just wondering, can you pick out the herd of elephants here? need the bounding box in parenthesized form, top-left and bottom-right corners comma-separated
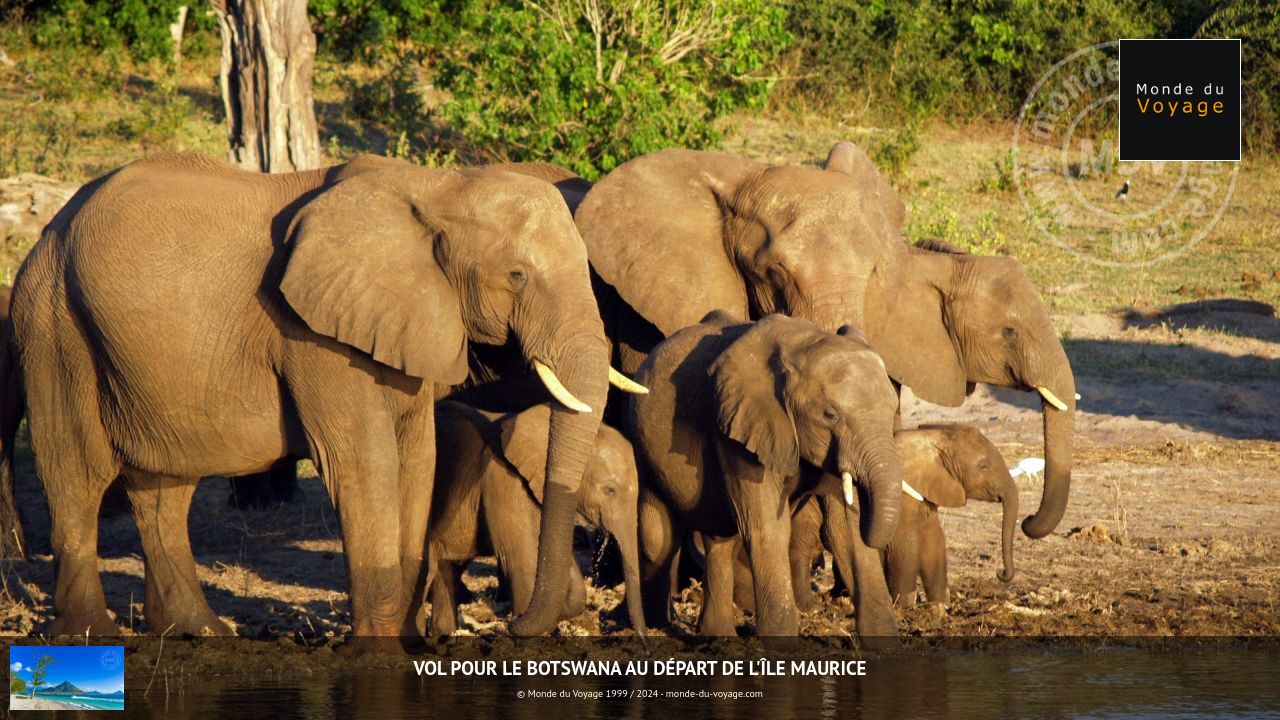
(0, 139, 1077, 646)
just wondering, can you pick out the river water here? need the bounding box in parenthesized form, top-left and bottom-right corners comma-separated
(93, 644, 1279, 719)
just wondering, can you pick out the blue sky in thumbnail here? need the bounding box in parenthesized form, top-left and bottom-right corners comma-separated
(8, 646, 125, 694)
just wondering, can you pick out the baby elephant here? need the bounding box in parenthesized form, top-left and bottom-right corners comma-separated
(425, 401, 646, 638)
(738, 424, 1019, 613)
(884, 424, 1018, 605)
(629, 313, 903, 638)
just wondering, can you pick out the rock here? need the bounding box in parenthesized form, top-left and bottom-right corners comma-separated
(0, 174, 79, 243)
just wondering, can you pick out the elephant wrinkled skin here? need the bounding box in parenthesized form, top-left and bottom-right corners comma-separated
(7, 152, 608, 639)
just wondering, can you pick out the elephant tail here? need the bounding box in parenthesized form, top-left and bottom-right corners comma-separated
(0, 285, 26, 559)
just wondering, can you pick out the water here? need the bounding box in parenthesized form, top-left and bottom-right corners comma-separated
(108, 645, 1279, 719)
(19, 693, 126, 711)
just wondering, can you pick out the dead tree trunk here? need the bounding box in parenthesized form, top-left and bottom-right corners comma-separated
(211, 0, 321, 173)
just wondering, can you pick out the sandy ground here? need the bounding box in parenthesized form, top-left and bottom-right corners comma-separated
(0, 306, 1276, 641)
(7, 695, 94, 710)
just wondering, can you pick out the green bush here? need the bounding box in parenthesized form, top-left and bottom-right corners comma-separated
(908, 208, 1006, 255)
(10, 676, 25, 694)
(1198, 0, 1280, 153)
(29, 0, 215, 61)
(784, 0, 1160, 120)
(433, 0, 790, 179)
(869, 124, 921, 183)
(310, 0, 460, 61)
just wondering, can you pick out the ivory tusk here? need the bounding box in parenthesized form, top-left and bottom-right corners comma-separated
(533, 360, 592, 413)
(841, 472, 855, 507)
(1036, 385, 1070, 411)
(902, 480, 925, 503)
(608, 367, 649, 394)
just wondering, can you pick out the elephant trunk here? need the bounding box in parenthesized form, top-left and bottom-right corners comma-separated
(509, 308, 609, 637)
(996, 472, 1018, 583)
(607, 512, 649, 641)
(849, 437, 902, 550)
(1022, 364, 1075, 539)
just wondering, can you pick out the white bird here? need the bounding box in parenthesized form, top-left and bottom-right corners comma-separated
(1009, 457, 1046, 480)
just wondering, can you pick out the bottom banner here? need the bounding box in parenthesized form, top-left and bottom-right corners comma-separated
(5, 637, 1279, 718)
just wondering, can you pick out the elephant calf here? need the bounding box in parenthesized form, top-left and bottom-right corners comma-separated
(629, 312, 903, 638)
(883, 425, 1018, 606)
(425, 401, 646, 638)
(770, 424, 1019, 612)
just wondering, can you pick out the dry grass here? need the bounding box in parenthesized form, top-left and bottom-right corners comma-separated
(0, 41, 1276, 642)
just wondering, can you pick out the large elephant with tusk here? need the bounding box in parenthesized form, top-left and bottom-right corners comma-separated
(5, 152, 630, 641)
(573, 142, 1076, 552)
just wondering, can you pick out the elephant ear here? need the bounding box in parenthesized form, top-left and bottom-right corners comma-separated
(823, 141, 906, 232)
(280, 168, 468, 384)
(576, 149, 757, 337)
(923, 438, 974, 508)
(708, 316, 799, 477)
(912, 465, 968, 508)
(497, 404, 553, 503)
(869, 259, 968, 407)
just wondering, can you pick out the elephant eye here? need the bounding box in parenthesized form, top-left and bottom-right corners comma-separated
(508, 268, 528, 288)
(766, 265, 787, 284)
(1002, 326, 1018, 343)
(603, 486, 617, 497)
(822, 407, 839, 423)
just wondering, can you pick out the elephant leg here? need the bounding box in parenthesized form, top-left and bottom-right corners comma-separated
(698, 534, 739, 637)
(725, 458, 798, 636)
(637, 486, 680, 628)
(428, 560, 460, 638)
(293, 392, 403, 637)
(32, 408, 120, 636)
(919, 514, 949, 604)
(789, 497, 823, 613)
(886, 543, 921, 607)
(395, 404, 436, 638)
(492, 504, 541, 618)
(822, 496, 898, 642)
(124, 471, 231, 636)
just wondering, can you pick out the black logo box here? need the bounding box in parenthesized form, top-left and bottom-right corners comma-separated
(1119, 38, 1241, 162)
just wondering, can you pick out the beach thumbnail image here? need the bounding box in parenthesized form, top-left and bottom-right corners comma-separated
(8, 645, 124, 711)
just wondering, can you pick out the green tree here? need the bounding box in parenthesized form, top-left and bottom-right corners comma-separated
(9, 676, 25, 695)
(434, 0, 790, 179)
(309, 0, 460, 60)
(31, 0, 216, 61)
(1198, 0, 1280, 152)
(30, 654, 54, 699)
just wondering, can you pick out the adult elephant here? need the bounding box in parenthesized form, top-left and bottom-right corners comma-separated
(575, 143, 1075, 542)
(7, 152, 610, 639)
